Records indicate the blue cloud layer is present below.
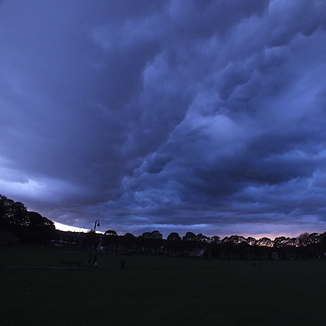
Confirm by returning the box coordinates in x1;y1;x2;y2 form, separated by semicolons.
1;0;326;237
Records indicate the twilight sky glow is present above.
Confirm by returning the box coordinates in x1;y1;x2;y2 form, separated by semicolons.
1;0;326;238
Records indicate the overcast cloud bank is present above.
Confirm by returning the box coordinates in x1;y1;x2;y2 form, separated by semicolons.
1;0;326;237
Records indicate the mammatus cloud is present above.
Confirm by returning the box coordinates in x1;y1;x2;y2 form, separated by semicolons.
1;0;326;237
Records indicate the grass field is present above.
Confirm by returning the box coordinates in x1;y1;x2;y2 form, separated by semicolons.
0;245;325;326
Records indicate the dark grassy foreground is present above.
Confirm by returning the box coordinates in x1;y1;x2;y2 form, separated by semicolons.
0;246;325;326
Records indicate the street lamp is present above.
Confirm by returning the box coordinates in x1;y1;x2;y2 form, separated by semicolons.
93;220;100;232
89;220;100;267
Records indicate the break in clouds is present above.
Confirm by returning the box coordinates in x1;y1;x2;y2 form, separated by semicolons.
1;0;326;237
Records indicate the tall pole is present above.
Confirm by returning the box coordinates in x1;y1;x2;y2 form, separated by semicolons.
89;220;100;266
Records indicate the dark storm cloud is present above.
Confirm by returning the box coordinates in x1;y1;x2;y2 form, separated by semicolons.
1;0;326;237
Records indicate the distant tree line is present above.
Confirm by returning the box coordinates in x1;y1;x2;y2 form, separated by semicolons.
2;194;326;258
0;194;55;243
53;228;326;260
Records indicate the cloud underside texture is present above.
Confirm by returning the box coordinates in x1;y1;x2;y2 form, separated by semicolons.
1;0;326;236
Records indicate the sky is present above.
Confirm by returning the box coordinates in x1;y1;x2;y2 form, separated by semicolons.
1;0;326;239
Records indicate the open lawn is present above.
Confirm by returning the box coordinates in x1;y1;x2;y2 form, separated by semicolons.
0;245;325;326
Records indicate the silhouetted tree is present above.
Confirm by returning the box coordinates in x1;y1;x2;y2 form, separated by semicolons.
141;232;151;239
196;233;209;242
228;235;246;245
0;195;29;230
0;195;55;242
273;236;289;248
104;230;117;236
137;230;163;254
121;232;137;252
256;237;273;247
141;230;162;239
102;229;118;248
246;237;256;246
308;233;319;245
166;232;183;256
183;232;197;241
167;232;181;241
150;230;163;239
297;232;309;247
210;235;220;244
25;211;55;242
124;232;135;238
221;236;230;244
